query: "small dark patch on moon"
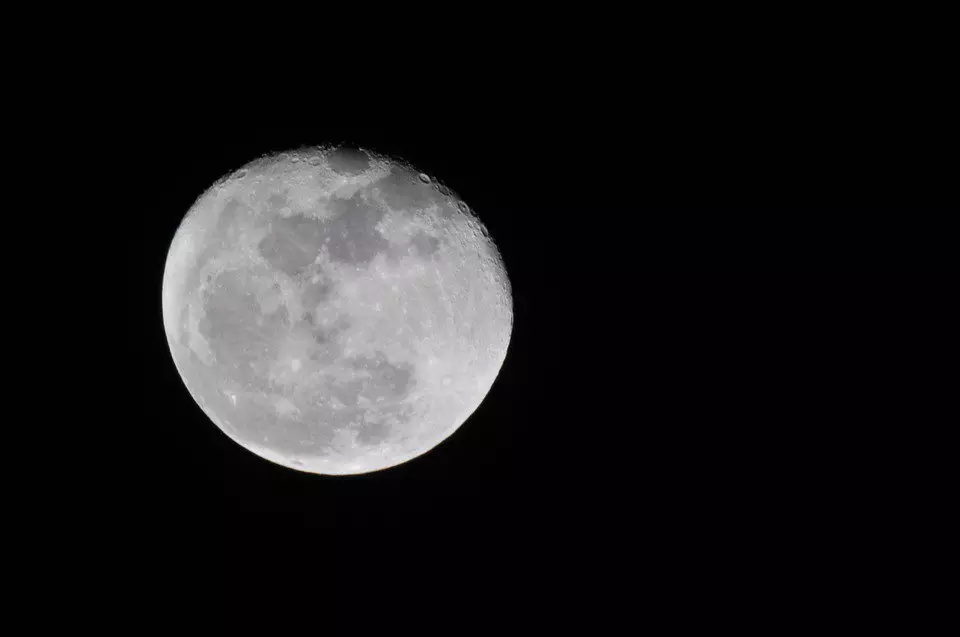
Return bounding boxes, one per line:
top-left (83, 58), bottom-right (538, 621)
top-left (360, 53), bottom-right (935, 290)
top-left (408, 230), bottom-right (441, 258)
top-left (312, 311), bottom-right (351, 334)
top-left (354, 418), bottom-right (392, 446)
top-left (347, 351), bottom-right (417, 400)
top-left (299, 278), bottom-right (333, 309)
top-left (266, 192), bottom-right (288, 212)
top-left (325, 352), bottom-right (416, 411)
top-left (353, 403), bottom-right (415, 447)
top-left (255, 207), bottom-right (330, 277)
top-left (257, 230), bottom-right (317, 277)
top-left (326, 147), bottom-right (371, 176)
top-left (198, 270), bottom-right (286, 376)
top-left (217, 197), bottom-right (245, 236)
top-left (322, 190), bottom-right (390, 266)
top-left (308, 338), bottom-right (343, 367)
top-left (309, 327), bottom-right (331, 345)
top-left (374, 166), bottom-right (438, 211)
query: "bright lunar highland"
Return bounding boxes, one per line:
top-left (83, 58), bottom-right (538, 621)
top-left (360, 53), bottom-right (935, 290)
top-left (161, 147), bottom-right (513, 474)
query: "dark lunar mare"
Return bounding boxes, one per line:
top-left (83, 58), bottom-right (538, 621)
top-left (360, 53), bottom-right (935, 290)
top-left (325, 147), bottom-right (372, 176)
top-left (255, 187), bottom-right (394, 272)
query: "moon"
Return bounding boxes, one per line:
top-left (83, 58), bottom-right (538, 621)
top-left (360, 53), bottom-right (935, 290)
top-left (161, 147), bottom-right (512, 475)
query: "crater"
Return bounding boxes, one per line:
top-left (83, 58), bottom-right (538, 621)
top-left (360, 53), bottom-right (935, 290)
top-left (325, 147), bottom-right (371, 176)
top-left (373, 166), bottom-right (438, 211)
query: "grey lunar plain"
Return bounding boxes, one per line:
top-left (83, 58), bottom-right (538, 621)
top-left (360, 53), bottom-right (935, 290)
top-left (161, 147), bottom-right (513, 474)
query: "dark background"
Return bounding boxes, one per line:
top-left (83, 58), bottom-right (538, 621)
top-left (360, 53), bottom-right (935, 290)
top-left (105, 55), bottom-right (953, 631)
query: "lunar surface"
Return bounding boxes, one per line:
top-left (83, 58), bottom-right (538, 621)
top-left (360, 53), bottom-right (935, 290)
top-left (161, 147), bottom-right (512, 474)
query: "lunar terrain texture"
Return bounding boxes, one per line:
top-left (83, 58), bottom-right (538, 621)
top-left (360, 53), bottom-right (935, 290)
top-left (161, 147), bottom-right (512, 474)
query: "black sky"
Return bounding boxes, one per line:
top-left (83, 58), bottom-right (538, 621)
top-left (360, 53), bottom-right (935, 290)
top-left (103, 69), bottom-right (954, 632)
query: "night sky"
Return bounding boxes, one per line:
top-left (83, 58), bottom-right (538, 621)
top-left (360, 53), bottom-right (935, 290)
top-left (111, 87), bottom-right (950, 632)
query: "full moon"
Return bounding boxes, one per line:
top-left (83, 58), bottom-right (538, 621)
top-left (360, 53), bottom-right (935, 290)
top-left (161, 147), bottom-right (512, 475)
